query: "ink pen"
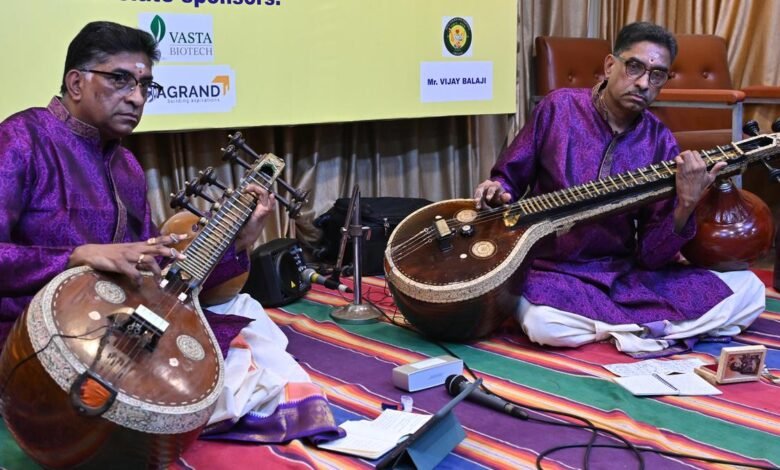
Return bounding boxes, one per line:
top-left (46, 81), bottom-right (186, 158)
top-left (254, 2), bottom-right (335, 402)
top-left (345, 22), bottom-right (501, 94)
top-left (653, 373), bottom-right (679, 394)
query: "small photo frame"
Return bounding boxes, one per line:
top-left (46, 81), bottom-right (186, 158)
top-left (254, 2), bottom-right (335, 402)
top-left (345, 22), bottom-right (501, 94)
top-left (696, 345), bottom-right (767, 385)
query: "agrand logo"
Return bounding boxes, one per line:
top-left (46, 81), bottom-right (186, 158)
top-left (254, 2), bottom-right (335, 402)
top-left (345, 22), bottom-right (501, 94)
top-left (212, 75), bottom-right (230, 94)
top-left (443, 17), bottom-right (472, 56)
top-left (157, 75), bottom-right (228, 101)
top-left (144, 65), bottom-right (236, 115)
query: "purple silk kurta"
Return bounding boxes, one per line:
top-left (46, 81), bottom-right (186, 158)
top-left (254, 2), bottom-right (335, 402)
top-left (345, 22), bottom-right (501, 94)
top-left (0, 97), bottom-right (249, 350)
top-left (492, 87), bottom-right (732, 325)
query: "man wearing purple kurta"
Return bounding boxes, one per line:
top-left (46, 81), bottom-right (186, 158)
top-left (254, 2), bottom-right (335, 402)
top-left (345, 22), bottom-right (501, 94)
top-left (0, 21), bottom-right (340, 448)
top-left (0, 95), bottom-right (256, 351)
top-left (0, 28), bottom-right (267, 352)
top-left (475, 22), bottom-right (764, 353)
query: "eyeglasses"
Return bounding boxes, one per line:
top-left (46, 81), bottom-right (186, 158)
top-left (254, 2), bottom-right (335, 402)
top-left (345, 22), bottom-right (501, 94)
top-left (81, 69), bottom-right (164, 102)
top-left (613, 56), bottom-right (670, 88)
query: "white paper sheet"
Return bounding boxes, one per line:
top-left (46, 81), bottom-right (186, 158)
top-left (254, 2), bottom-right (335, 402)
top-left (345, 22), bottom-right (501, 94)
top-left (317, 410), bottom-right (432, 459)
top-left (604, 358), bottom-right (705, 377)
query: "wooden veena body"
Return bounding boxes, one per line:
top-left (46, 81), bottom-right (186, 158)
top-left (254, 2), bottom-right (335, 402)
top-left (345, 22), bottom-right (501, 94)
top-left (160, 211), bottom-right (250, 307)
top-left (0, 270), bottom-right (219, 469)
top-left (0, 152), bottom-right (285, 469)
top-left (385, 132), bottom-right (780, 342)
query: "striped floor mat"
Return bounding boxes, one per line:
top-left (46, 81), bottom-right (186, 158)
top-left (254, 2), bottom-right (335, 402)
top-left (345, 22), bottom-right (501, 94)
top-left (2, 271), bottom-right (778, 469)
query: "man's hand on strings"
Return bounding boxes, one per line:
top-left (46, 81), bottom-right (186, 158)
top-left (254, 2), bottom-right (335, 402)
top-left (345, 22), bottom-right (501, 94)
top-left (474, 179), bottom-right (512, 209)
top-left (235, 184), bottom-right (276, 253)
top-left (673, 150), bottom-right (726, 232)
top-left (67, 234), bottom-right (188, 286)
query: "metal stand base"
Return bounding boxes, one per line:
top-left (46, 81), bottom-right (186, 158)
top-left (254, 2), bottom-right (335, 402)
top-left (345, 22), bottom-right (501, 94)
top-left (328, 184), bottom-right (382, 325)
top-left (331, 302), bottom-right (383, 324)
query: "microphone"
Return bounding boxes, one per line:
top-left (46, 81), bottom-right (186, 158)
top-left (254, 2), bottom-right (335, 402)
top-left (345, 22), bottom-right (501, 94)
top-left (445, 375), bottom-right (528, 420)
top-left (302, 268), bottom-right (353, 293)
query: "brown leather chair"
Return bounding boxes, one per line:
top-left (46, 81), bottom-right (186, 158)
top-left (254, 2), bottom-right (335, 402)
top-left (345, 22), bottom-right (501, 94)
top-left (655, 35), bottom-right (780, 151)
top-left (534, 36), bottom-right (610, 101)
top-left (652, 35), bottom-right (745, 151)
top-left (534, 35), bottom-right (780, 151)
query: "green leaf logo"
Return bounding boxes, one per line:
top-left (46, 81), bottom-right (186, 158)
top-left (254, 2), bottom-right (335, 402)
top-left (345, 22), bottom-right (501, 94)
top-left (150, 15), bottom-right (166, 43)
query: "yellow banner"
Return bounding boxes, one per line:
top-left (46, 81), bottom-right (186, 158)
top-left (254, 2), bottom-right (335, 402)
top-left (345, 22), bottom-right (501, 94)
top-left (1, 0), bottom-right (517, 132)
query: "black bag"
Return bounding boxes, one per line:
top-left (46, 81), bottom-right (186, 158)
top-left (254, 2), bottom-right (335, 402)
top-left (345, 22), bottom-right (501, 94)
top-left (313, 197), bottom-right (432, 275)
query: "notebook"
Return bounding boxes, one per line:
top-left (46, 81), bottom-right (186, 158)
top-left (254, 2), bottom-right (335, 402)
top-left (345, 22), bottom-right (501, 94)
top-left (613, 372), bottom-right (721, 396)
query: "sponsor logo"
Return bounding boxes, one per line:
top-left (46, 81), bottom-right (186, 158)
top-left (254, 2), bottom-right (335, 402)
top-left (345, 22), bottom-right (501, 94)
top-left (443, 17), bottom-right (472, 57)
top-left (150, 15), bottom-right (166, 43)
top-left (144, 65), bottom-right (236, 115)
top-left (140, 13), bottom-right (214, 63)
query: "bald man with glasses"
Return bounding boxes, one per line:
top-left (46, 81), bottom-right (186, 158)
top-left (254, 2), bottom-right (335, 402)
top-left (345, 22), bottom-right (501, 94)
top-left (474, 22), bottom-right (764, 355)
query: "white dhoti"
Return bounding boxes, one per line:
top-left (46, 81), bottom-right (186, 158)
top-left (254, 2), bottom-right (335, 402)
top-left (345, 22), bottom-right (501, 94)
top-left (204, 293), bottom-right (310, 425)
top-left (517, 270), bottom-right (765, 353)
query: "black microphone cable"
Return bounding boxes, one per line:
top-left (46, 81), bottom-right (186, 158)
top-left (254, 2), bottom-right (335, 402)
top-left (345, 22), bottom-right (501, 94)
top-left (363, 288), bottom-right (778, 470)
top-left (0, 324), bottom-right (111, 398)
top-left (365, 293), bottom-right (641, 470)
top-left (448, 352), bottom-right (641, 470)
top-left (433, 340), bottom-right (777, 470)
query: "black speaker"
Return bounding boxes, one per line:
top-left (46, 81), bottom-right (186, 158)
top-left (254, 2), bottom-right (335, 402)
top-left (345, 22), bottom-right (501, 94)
top-left (242, 238), bottom-right (309, 307)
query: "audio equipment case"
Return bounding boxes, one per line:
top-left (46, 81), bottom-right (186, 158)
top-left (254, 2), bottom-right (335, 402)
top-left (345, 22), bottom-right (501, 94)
top-left (242, 238), bottom-right (309, 307)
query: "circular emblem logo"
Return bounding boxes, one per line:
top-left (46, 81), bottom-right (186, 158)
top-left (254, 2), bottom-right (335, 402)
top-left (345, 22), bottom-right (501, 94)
top-left (444, 17), bottom-right (472, 56)
top-left (471, 241), bottom-right (496, 259)
top-left (94, 281), bottom-right (126, 304)
top-left (176, 335), bottom-right (205, 361)
top-left (455, 209), bottom-right (477, 223)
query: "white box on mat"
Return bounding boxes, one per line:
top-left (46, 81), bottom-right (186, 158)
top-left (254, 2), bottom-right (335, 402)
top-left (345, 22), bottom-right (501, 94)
top-left (392, 355), bottom-right (463, 392)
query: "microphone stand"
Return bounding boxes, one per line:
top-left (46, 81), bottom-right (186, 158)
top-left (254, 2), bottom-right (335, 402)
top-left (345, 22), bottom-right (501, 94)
top-left (331, 185), bottom-right (382, 324)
